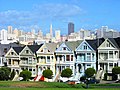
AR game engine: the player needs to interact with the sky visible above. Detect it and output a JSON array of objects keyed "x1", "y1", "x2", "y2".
[{"x1": 0, "y1": 0, "x2": 120, "y2": 35}]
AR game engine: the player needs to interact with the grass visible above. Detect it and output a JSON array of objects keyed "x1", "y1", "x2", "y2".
[{"x1": 0, "y1": 81, "x2": 120, "y2": 90}]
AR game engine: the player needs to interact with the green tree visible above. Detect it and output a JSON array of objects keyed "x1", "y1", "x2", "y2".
[
  {"x1": 61, "y1": 68, "x2": 72, "y2": 78},
  {"x1": 112, "y1": 67, "x2": 120, "y2": 80},
  {"x1": 20, "y1": 70, "x2": 32, "y2": 81},
  {"x1": 43, "y1": 69, "x2": 53, "y2": 79},
  {"x1": 0, "y1": 67, "x2": 11, "y2": 80},
  {"x1": 85, "y1": 68, "x2": 96, "y2": 78}
]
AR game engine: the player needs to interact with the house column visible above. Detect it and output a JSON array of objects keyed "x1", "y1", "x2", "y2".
[
  {"x1": 108, "y1": 50, "x2": 109, "y2": 60},
  {"x1": 62, "y1": 55, "x2": 64, "y2": 62},
  {"x1": 108, "y1": 62, "x2": 109, "y2": 72},
  {"x1": 91, "y1": 53, "x2": 92, "y2": 61},
  {"x1": 76, "y1": 63, "x2": 79, "y2": 73}
]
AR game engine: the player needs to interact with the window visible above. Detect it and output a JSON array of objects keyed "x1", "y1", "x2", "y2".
[
  {"x1": 87, "y1": 64, "x2": 91, "y2": 66},
  {"x1": 87, "y1": 53, "x2": 91, "y2": 61},
  {"x1": 83, "y1": 45, "x2": 87, "y2": 50},
  {"x1": 29, "y1": 57, "x2": 32, "y2": 64},
  {"x1": 59, "y1": 55, "x2": 62, "y2": 61},
  {"x1": 41, "y1": 50, "x2": 43, "y2": 52},
  {"x1": 92, "y1": 53, "x2": 94, "y2": 60},
  {"x1": 11, "y1": 52, "x2": 14, "y2": 55},
  {"x1": 26, "y1": 50, "x2": 29, "y2": 54},
  {"x1": 63, "y1": 47, "x2": 66, "y2": 50},
  {"x1": 109, "y1": 63, "x2": 113, "y2": 67},
  {"x1": 8, "y1": 59, "x2": 11, "y2": 64},
  {"x1": 109, "y1": 51, "x2": 113, "y2": 58},
  {"x1": 66, "y1": 55, "x2": 70, "y2": 61},
  {"x1": 44, "y1": 48, "x2": 47, "y2": 53},
  {"x1": 47, "y1": 56, "x2": 50, "y2": 63},
  {"x1": 71, "y1": 55, "x2": 73, "y2": 61},
  {"x1": 4, "y1": 48, "x2": 7, "y2": 53},
  {"x1": 29, "y1": 68, "x2": 32, "y2": 71}
]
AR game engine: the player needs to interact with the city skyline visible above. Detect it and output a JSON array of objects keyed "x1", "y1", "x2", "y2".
[{"x1": 0, "y1": 0, "x2": 120, "y2": 35}]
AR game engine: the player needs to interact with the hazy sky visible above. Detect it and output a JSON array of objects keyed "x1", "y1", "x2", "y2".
[{"x1": 0, "y1": 0, "x2": 120, "y2": 35}]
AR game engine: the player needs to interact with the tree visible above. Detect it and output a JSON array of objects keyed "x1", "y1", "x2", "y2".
[
  {"x1": 61, "y1": 68, "x2": 72, "y2": 78},
  {"x1": 112, "y1": 67, "x2": 120, "y2": 80},
  {"x1": 19, "y1": 70, "x2": 32, "y2": 81},
  {"x1": 0, "y1": 67, "x2": 11, "y2": 80},
  {"x1": 85, "y1": 68, "x2": 96, "y2": 78},
  {"x1": 84, "y1": 68, "x2": 96, "y2": 89},
  {"x1": 43, "y1": 69, "x2": 53, "y2": 79}
]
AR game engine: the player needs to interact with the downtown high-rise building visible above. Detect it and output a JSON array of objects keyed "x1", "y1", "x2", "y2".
[
  {"x1": 68, "y1": 22, "x2": 74, "y2": 35},
  {"x1": 8, "y1": 26, "x2": 13, "y2": 34}
]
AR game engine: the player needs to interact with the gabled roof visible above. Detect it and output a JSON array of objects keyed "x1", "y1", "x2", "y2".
[
  {"x1": 46, "y1": 43, "x2": 58, "y2": 52},
  {"x1": 114, "y1": 37, "x2": 120, "y2": 48},
  {"x1": 13, "y1": 46, "x2": 25, "y2": 54},
  {"x1": 86, "y1": 38, "x2": 105, "y2": 50},
  {"x1": 0, "y1": 43, "x2": 22, "y2": 56},
  {"x1": 108, "y1": 38, "x2": 119, "y2": 48},
  {"x1": 28, "y1": 44, "x2": 43, "y2": 53},
  {"x1": 65, "y1": 40, "x2": 83, "y2": 51}
]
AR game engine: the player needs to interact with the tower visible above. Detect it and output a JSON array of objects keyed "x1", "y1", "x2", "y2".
[
  {"x1": 68, "y1": 22, "x2": 74, "y2": 35},
  {"x1": 50, "y1": 24, "x2": 53, "y2": 38},
  {"x1": 8, "y1": 26, "x2": 13, "y2": 34}
]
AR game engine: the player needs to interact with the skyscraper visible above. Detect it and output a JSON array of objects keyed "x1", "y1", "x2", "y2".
[
  {"x1": 8, "y1": 26, "x2": 13, "y2": 34},
  {"x1": 68, "y1": 22, "x2": 74, "y2": 35},
  {"x1": 50, "y1": 24, "x2": 53, "y2": 38}
]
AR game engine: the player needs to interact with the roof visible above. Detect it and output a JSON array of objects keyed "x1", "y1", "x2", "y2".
[
  {"x1": 108, "y1": 38, "x2": 119, "y2": 48},
  {"x1": 86, "y1": 38, "x2": 105, "y2": 50},
  {"x1": 65, "y1": 40, "x2": 83, "y2": 51},
  {"x1": 0, "y1": 43, "x2": 21, "y2": 56},
  {"x1": 13, "y1": 46, "x2": 25, "y2": 54},
  {"x1": 46, "y1": 43, "x2": 58, "y2": 52},
  {"x1": 114, "y1": 37, "x2": 120, "y2": 48},
  {"x1": 28, "y1": 44, "x2": 43, "y2": 53}
]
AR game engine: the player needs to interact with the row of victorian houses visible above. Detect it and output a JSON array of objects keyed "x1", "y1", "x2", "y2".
[{"x1": 0, "y1": 37, "x2": 120, "y2": 80}]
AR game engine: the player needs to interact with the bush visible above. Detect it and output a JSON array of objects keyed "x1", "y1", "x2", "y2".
[
  {"x1": 85, "y1": 68, "x2": 95, "y2": 78},
  {"x1": 80, "y1": 76, "x2": 86, "y2": 82},
  {"x1": 43, "y1": 69, "x2": 53, "y2": 79},
  {"x1": 0, "y1": 67, "x2": 11, "y2": 80},
  {"x1": 61, "y1": 68, "x2": 72, "y2": 78},
  {"x1": 20, "y1": 70, "x2": 32, "y2": 81},
  {"x1": 112, "y1": 67, "x2": 120, "y2": 74},
  {"x1": 10, "y1": 69, "x2": 16, "y2": 80}
]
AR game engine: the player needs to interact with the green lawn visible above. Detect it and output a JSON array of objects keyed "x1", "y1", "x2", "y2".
[
  {"x1": 0, "y1": 88, "x2": 120, "y2": 90},
  {"x1": 0, "y1": 81, "x2": 120, "y2": 90}
]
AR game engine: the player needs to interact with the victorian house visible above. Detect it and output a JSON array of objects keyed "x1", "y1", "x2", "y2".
[
  {"x1": 36, "y1": 43, "x2": 57, "y2": 76},
  {"x1": 55, "y1": 41, "x2": 82, "y2": 75},
  {"x1": 19, "y1": 45, "x2": 42, "y2": 77},
  {"x1": 75, "y1": 40, "x2": 97, "y2": 77},
  {"x1": 5, "y1": 46, "x2": 24, "y2": 72},
  {"x1": 98, "y1": 38, "x2": 120, "y2": 74}
]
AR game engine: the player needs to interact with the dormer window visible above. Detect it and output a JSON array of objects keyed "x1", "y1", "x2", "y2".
[
  {"x1": 44, "y1": 48, "x2": 47, "y2": 53},
  {"x1": 26, "y1": 50, "x2": 29, "y2": 54},
  {"x1": 83, "y1": 45, "x2": 87, "y2": 50},
  {"x1": 11, "y1": 52, "x2": 14, "y2": 55},
  {"x1": 63, "y1": 47, "x2": 66, "y2": 50}
]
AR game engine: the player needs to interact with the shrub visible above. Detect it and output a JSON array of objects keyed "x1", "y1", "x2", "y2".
[
  {"x1": 61, "y1": 68, "x2": 72, "y2": 78},
  {"x1": 80, "y1": 76, "x2": 86, "y2": 82},
  {"x1": 85, "y1": 68, "x2": 95, "y2": 78},
  {"x1": 0, "y1": 67, "x2": 11, "y2": 80},
  {"x1": 20, "y1": 70, "x2": 32, "y2": 81},
  {"x1": 112, "y1": 67, "x2": 120, "y2": 74},
  {"x1": 43, "y1": 69, "x2": 53, "y2": 79}
]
